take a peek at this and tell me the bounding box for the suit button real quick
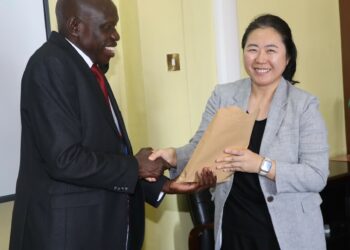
[113,186,118,191]
[267,196,274,202]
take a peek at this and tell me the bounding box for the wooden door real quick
[339,0,350,153]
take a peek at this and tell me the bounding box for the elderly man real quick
[9,0,215,249]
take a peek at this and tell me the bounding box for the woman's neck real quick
[248,81,279,120]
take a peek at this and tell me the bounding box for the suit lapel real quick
[260,78,288,156]
[87,71,133,155]
[89,65,131,148]
[86,69,121,138]
[105,81,133,155]
[230,78,252,111]
[215,78,288,157]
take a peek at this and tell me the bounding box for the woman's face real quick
[243,27,289,88]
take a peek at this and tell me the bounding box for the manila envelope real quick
[175,106,258,183]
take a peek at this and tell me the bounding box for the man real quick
[9,0,215,249]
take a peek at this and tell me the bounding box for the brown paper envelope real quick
[176,106,258,183]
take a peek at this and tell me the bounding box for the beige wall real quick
[0,1,345,250]
[0,202,13,249]
[119,1,216,249]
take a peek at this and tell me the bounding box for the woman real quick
[150,14,328,250]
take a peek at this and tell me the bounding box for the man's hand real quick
[162,168,217,194]
[135,147,171,180]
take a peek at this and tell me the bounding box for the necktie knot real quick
[91,64,109,104]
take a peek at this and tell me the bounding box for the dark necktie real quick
[91,64,109,104]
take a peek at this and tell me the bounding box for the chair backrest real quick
[187,188,215,250]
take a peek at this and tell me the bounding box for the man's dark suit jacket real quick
[10,31,167,250]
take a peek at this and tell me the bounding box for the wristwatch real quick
[259,157,272,176]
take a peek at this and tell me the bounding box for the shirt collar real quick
[66,38,93,68]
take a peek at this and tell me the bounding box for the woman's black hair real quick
[241,14,299,84]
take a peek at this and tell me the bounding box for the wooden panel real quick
[339,0,350,153]
[321,162,350,249]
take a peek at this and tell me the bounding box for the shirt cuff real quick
[157,191,165,202]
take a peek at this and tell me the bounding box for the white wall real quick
[0,0,48,199]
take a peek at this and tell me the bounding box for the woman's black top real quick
[221,119,280,250]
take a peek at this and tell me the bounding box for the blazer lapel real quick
[259,78,288,156]
[88,66,130,152]
[231,78,252,110]
[105,82,133,155]
[87,71,120,136]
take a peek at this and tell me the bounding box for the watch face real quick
[261,158,272,172]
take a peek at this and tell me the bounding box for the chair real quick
[187,189,215,250]
[320,172,350,249]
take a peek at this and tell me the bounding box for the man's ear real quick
[67,17,81,39]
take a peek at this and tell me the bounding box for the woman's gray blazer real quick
[172,78,329,250]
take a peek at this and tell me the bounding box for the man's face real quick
[75,2,120,65]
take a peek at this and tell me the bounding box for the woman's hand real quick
[148,147,177,167]
[215,148,263,174]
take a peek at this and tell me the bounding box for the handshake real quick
[135,147,216,194]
